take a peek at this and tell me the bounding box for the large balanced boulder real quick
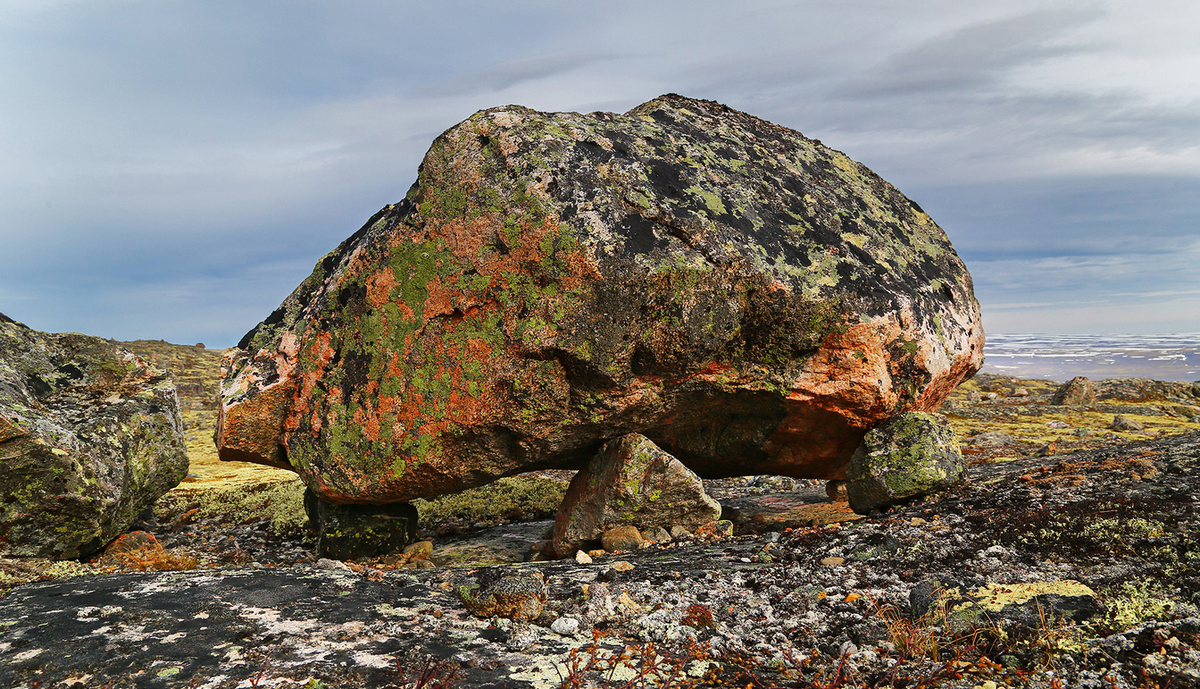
[0,314,188,558]
[845,411,965,514]
[218,94,984,504]
[552,433,720,557]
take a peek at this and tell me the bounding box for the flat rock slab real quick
[0,546,770,688]
[722,490,864,530]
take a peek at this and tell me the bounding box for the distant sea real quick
[981,333,1200,383]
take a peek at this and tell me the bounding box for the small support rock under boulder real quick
[846,412,965,514]
[303,489,417,560]
[552,433,720,557]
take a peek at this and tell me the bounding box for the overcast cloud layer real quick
[2,0,1198,346]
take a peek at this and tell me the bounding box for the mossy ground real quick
[944,375,1200,464]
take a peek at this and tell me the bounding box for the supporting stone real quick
[846,412,965,514]
[303,488,417,560]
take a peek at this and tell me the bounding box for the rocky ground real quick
[2,369,1200,687]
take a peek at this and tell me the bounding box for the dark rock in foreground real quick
[0,314,188,559]
[217,94,983,505]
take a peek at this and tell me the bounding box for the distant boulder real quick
[0,314,188,559]
[1110,414,1144,432]
[846,411,964,514]
[1051,376,1096,405]
[217,94,983,504]
[1096,378,1199,403]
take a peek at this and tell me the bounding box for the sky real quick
[2,0,1198,347]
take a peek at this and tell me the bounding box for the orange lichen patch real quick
[0,415,26,442]
[366,268,399,309]
[793,318,903,405]
[422,277,458,320]
[215,380,297,470]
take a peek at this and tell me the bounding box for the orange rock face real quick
[217,95,983,503]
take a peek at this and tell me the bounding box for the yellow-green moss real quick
[412,475,567,527]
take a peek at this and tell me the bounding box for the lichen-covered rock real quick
[910,578,1101,630]
[1051,376,1096,405]
[0,314,188,559]
[217,94,984,504]
[552,433,719,557]
[303,488,417,560]
[456,569,547,620]
[846,411,964,514]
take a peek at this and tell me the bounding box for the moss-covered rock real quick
[0,314,188,559]
[552,433,720,557]
[218,94,983,504]
[846,411,964,514]
[910,578,1101,630]
[455,568,547,621]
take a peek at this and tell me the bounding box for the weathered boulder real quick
[846,411,964,514]
[217,94,984,504]
[1051,376,1095,405]
[303,488,417,560]
[0,314,188,558]
[552,433,720,556]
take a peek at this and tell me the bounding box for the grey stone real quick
[551,616,581,637]
[969,431,1016,448]
[846,412,965,514]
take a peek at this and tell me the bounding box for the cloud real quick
[842,6,1106,97]
[1,0,1199,343]
[414,53,610,98]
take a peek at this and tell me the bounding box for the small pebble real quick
[575,550,593,565]
[612,561,634,572]
[551,616,580,637]
[820,557,844,567]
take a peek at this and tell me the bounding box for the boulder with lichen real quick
[217,94,983,504]
[846,411,965,514]
[0,314,188,559]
